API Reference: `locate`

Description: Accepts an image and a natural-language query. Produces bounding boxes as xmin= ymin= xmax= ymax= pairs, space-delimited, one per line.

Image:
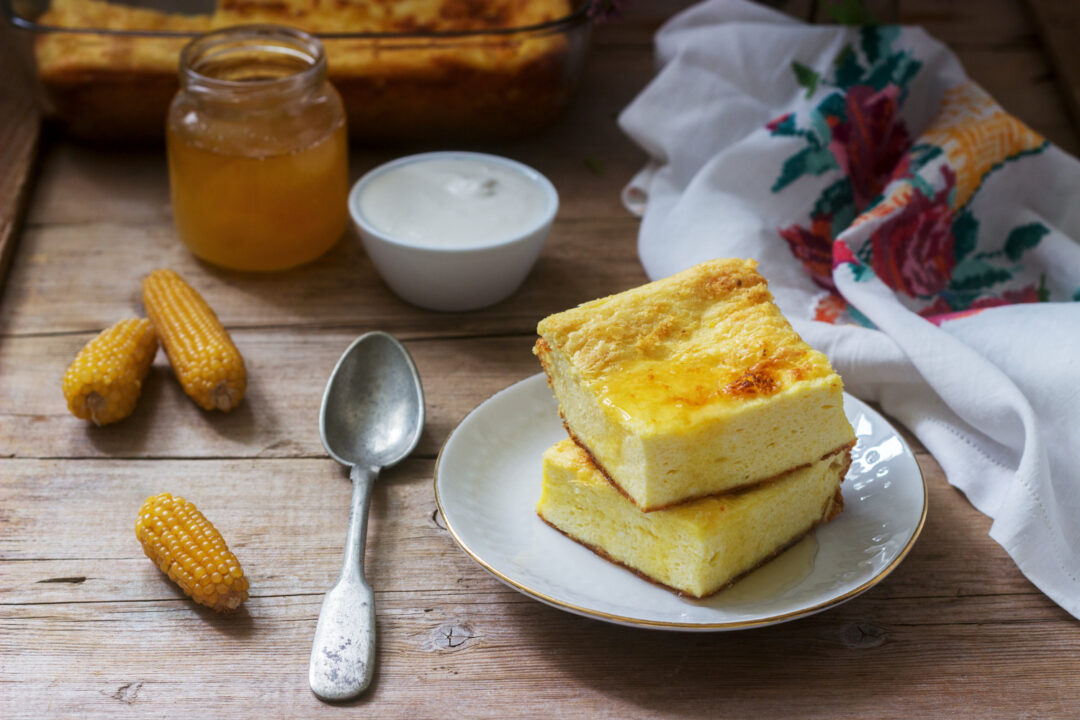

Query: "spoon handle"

xmin=309 ymin=464 xmax=378 ymax=702
xmin=341 ymin=464 xmax=376 ymax=577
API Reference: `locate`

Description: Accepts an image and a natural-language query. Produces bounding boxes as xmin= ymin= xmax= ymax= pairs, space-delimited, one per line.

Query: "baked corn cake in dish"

xmin=537 ymin=439 xmax=849 ymax=599
xmin=32 ymin=0 xmax=580 ymax=140
xmin=535 ymin=258 xmax=856 ymax=511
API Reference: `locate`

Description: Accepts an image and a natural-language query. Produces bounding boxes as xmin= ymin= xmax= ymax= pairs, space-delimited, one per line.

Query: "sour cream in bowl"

xmin=350 ymin=151 xmax=558 ymax=312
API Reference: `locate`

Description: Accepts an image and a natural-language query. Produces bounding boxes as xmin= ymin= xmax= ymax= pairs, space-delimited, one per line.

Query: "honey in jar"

xmin=167 ymin=26 xmax=348 ymax=272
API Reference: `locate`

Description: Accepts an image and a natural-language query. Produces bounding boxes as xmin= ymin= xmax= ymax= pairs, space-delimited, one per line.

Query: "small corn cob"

xmin=136 ymin=492 xmax=249 ymax=612
xmin=142 ymin=269 xmax=246 ymax=411
xmin=61 ymin=318 xmax=159 ymax=426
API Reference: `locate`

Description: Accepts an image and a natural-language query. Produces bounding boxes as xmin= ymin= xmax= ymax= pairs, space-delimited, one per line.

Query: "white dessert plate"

xmin=434 ymin=373 xmax=926 ymax=631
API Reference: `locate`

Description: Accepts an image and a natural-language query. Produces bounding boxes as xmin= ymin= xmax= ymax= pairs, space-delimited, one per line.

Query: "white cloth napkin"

xmin=619 ymin=0 xmax=1080 ymax=617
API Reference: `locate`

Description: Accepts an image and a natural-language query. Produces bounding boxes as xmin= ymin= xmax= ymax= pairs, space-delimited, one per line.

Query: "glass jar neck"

xmin=179 ymin=25 xmax=327 ymax=108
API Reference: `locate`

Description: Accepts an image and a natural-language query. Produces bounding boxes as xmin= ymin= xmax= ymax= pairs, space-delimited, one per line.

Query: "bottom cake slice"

xmin=537 ymin=439 xmax=851 ymax=599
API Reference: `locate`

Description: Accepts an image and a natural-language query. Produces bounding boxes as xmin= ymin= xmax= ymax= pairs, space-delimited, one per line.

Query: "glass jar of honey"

xmin=167 ymin=25 xmax=348 ymax=271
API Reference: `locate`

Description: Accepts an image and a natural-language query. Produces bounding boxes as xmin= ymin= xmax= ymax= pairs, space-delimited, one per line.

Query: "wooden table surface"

xmin=2 ymin=1 xmax=1079 ymax=717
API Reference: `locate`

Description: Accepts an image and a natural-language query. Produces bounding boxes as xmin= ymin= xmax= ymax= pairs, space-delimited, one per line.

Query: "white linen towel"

xmin=619 ymin=0 xmax=1080 ymax=617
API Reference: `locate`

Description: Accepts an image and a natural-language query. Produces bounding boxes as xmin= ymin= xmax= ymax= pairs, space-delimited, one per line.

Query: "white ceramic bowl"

xmin=349 ymin=151 xmax=559 ymax=312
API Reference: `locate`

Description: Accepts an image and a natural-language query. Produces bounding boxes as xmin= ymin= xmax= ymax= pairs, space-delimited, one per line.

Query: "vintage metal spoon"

xmin=309 ymin=332 xmax=424 ymax=702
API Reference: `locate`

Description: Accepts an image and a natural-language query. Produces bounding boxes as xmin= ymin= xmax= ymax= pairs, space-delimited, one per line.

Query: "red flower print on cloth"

xmin=829 ymin=84 xmax=911 ymax=210
xmin=916 ymin=296 xmax=954 ymax=318
xmin=832 ymin=238 xmax=857 ymax=268
xmin=779 ymin=214 xmax=836 ymax=290
xmin=770 ymin=82 xmax=913 ymax=301
xmin=870 ymin=166 xmax=957 ymax=297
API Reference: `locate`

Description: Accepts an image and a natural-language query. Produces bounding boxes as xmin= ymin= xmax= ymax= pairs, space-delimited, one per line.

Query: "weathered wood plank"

xmin=1025 ymin=0 xmax=1080 ymax=141
xmin=1 ymin=333 xmax=562 ymax=460
xmin=899 ymin=0 xmax=1028 ymax=45
xmin=1 ymin=595 xmax=1076 ymax=720
xmin=0 ymin=25 xmax=41 ymax=298
xmin=0 ymin=219 xmax=645 ymax=338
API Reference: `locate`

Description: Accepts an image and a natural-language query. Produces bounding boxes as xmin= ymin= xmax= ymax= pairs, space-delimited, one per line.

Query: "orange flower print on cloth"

xmin=812 ymin=292 xmax=848 ymax=324
xmin=920 ymin=81 xmax=1045 ymax=208
xmin=767 ymin=26 xmax=1064 ymax=324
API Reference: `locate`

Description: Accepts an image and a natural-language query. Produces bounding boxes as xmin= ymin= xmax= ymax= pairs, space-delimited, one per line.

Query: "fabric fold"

xmin=619 ymin=0 xmax=1080 ymax=617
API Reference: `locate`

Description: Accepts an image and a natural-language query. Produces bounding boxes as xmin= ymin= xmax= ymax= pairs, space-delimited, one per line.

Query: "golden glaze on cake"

xmin=33 ymin=0 xmax=577 ymax=140
xmin=535 ymin=258 xmax=856 ymax=511
xmin=537 ymin=438 xmax=849 ymax=599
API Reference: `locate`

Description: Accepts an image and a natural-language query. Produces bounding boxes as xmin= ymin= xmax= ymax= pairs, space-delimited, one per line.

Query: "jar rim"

xmin=179 ymin=24 xmax=327 ymax=99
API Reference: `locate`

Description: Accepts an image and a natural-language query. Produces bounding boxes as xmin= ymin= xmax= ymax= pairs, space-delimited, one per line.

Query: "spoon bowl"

xmin=320 ymin=332 xmax=425 ymax=468
xmin=309 ymin=331 xmax=424 ymax=702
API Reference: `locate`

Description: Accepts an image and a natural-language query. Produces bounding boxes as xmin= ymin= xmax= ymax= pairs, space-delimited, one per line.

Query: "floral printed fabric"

xmin=620 ymin=0 xmax=1080 ymax=618
xmin=769 ymin=34 xmax=1058 ymax=324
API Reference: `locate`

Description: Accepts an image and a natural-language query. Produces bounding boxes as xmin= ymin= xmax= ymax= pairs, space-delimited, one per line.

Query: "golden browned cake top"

xmin=36 ymin=0 xmax=572 ymax=77
xmin=35 ymin=0 xmax=208 ymax=75
xmin=37 ymin=0 xmax=211 ymax=31
xmin=536 ymin=258 xmax=842 ymax=422
xmin=214 ymin=0 xmax=570 ymax=33
xmin=38 ymin=0 xmax=570 ymax=32
xmin=35 ymin=0 xmax=202 ymax=75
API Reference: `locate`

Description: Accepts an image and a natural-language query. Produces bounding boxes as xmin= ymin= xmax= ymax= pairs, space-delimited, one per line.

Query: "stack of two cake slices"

xmin=532 ymin=259 xmax=857 ymax=599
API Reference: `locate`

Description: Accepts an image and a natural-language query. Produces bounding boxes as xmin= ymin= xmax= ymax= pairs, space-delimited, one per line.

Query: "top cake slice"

xmin=534 ymin=258 xmax=855 ymax=511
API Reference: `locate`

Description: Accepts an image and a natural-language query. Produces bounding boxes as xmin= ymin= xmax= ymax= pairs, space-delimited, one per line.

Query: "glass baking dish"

xmin=3 ymin=0 xmax=593 ymax=141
